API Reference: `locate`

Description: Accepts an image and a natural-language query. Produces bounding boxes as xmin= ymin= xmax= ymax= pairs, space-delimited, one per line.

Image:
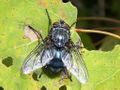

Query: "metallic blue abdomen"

xmin=46 ymin=49 xmax=64 ymax=73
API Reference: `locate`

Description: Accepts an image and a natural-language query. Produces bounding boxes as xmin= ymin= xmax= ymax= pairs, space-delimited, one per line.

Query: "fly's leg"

xmin=72 ymin=39 xmax=84 ymax=54
xmin=45 ymin=9 xmax=52 ymax=33
xmin=59 ymin=68 xmax=72 ymax=83
xmin=24 ymin=25 xmax=44 ymax=44
xmin=74 ymin=39 xmax=84 ymax=49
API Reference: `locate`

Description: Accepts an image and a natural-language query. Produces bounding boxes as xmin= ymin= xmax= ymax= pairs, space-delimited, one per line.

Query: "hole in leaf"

xmin=32 ymin=72 xmax=39 ymax=81
xmin=0 ymin=86 xmax=4 ymax=90
xmin=62 ymin=0 xmax=69 ymax=3
xmin=41 ymin=86 xmax=47 ymax=90
xmin=59 ymin=85 xmax=67 ymax=90
xmin=2 ymin=57 xmax=13 ymax=67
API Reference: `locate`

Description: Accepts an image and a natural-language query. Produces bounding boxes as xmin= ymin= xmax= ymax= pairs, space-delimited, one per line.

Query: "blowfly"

xmin=22 ymin=20 xmax=88 ymax=84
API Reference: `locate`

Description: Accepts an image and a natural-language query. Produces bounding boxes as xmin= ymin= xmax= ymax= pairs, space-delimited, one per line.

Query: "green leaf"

xmin=100 ymin=31 xmax=120 ymax=51
xmin=82 ymin=45 xmax=120 ymax=90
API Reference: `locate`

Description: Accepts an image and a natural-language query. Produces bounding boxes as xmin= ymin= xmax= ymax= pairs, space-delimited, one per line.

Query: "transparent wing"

xmin=22 ymin=43 xmax=53 ymax=74
xmin=62 ymin=48 xmax=88 ymax=84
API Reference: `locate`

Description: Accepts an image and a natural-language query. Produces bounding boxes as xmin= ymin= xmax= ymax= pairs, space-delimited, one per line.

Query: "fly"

xmin=22 ymin=14 xmax=88 ymax=84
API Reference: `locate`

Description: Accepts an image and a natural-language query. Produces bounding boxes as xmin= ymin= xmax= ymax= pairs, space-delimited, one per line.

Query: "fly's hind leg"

xmin=59 ymin=68 xmax=72 ymax=84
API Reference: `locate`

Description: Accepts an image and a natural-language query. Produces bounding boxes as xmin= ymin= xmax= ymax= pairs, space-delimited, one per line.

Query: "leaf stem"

xmin=75 ymin=29 xmax=120 ymax=40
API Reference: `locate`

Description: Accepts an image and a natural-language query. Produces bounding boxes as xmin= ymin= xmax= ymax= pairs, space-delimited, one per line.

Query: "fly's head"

xmin=50 ymin=20 xmax=70 ymax=48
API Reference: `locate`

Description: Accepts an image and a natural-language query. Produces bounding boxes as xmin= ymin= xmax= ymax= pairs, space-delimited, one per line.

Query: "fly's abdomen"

xmin=46 ymin=58 xmax=64 ymax=73
xmin=45 ymin=48 xmax=65 ymax=73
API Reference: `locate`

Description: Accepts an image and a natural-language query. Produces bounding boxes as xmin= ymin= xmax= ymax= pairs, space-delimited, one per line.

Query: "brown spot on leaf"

xmin=37 ymin=0 xmax=48 ymax=8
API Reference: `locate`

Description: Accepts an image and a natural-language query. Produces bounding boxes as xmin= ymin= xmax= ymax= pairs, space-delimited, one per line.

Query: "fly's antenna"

xmin=45 ymin=9 xmax=52 ymax=33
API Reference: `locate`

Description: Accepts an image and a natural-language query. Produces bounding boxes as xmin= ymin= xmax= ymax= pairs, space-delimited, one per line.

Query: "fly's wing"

xmin=22 ymin=43 xmax=53 ymax=74
xmin=62 ymin=48 xmax=88 ymax=84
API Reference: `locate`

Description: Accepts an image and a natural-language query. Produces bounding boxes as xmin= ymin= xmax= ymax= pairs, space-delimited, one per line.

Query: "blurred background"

xmin=62 ymin=0 xmax=120 ymax=51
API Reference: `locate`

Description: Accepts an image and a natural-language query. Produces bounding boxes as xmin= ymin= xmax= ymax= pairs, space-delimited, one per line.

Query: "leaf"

xmin=81 ymin=45 xmax=120 ymax=90
xmin=100 ymin=31 xmax=120 ymax=51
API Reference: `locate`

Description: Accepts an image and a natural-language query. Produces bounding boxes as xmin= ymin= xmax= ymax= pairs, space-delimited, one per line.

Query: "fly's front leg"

xmin=24 ymin=25 xmax=44 ymax=44
xmin=45 ymin=9 xmax=52 ymax=33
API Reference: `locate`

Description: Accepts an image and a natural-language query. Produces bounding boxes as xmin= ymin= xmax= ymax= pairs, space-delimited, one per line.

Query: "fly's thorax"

xmin=50 ymin=20 xmax=70 ymax=48
xmin=50 ymin=47 xmax=67 ymax=60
